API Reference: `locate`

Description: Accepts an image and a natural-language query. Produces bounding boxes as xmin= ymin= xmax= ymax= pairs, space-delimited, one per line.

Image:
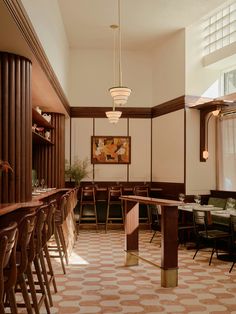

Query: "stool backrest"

xmin=0 ymin=222 xmax=18 ymax=300
xmin=17 ymin=212 xmax=37 ymax=273
xmin=81 ymin=186 xmax=96 ymax=202
xmin=134 ymin=186 xmax=149 ymax=197
xmin=108 ymin=186 xmax=122 ymax=201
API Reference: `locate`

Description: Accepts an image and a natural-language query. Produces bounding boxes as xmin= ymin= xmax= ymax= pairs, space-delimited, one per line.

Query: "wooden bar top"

xmin=120 ymin=195 xmax=182 ymax=206
xmin=0 ymin=188 xmax=70 ymax=217
xmin=0 ymin=201 xmax=43 ymax=216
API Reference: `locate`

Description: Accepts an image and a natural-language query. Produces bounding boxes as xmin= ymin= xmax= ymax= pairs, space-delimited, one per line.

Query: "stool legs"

xmin=33 ymin=258 xmax=51 ymax=314
xmin=17 ymin=273 xmax=33 ymax=314
xmin=44 ymin=245 xmax=57 ymax=293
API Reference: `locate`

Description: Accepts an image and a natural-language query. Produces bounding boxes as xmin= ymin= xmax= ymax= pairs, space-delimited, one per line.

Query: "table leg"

xmin=161 ymin=205 xmax=178 ymax=287
xmin=124 ymin=200 xmax=139 ymax=266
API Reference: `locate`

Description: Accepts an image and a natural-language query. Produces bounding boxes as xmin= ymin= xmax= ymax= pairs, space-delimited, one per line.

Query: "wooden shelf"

xmin=32 ymin=131 xmax=53 ymax=145
xmin=32 ymin=108 xmax=54 ymax=129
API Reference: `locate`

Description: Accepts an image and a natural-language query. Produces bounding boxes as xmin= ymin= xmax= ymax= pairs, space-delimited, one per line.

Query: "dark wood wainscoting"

xmin=151 ymin=182 xmax=185 ymax=200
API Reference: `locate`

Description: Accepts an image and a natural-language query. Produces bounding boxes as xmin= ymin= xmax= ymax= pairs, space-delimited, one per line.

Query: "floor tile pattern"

xmin=16 ymin=230 xmax=236 ymax=313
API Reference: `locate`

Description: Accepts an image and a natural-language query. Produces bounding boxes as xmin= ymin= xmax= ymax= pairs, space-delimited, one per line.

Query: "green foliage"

xmin=65 ymin=157 xmax=90 ymax=186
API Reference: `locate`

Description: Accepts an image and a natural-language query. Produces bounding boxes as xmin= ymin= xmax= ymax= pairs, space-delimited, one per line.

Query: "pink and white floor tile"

xmin=16 ymin=230 xmax=236 ymax=314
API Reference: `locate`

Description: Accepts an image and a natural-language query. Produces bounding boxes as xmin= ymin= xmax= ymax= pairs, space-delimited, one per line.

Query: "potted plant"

xmin=65 ymin=157 xmax=90 ymax=187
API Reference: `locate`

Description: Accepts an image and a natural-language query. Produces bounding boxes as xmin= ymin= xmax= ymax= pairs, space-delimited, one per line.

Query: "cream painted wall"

xmin=129 ymin=119 xmax=151 ymax=182
xmin=71 ymin=118 xmax=94 ymax=182
xmin=69 ymin=49 xmax=153 ymax=107
xmin=185 ymin=108 xmax=216 ymax=195
xmin=67 ymin=117 xmax=152 ymax=183
xmin=21 ymin=0 xmax=70 ymax=97
xmin=152 ymin=109 xmax=185 ymax=183
xmin=152 ymin=30 xmax=186 ymax=105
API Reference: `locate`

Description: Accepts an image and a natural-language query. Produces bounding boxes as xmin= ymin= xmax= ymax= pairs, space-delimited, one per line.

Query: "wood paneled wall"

xmin=33 ymin=113 xmax=65 ymax=188
xmin=0 ymin=52 xmax=32 ymax=203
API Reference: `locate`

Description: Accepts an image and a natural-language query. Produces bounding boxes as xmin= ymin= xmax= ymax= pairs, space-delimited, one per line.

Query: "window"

xmin=204 ymin=2 xmax=236 ymax=56
xmin=224 ymin=68 xmax=236 ymax=94
xmin=218 ymin=115 xmax=236 ymax=190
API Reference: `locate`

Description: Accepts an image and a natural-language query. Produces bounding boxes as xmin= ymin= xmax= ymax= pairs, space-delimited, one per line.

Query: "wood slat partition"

xmin=33 ymin=113 xmax=65 ymax=189
xmin=0 ymin=52 xmax=32 ymax=203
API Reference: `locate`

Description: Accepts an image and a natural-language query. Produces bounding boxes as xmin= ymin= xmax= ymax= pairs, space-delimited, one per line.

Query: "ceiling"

xmin=58 ymin=0 xmax=228 ymax=50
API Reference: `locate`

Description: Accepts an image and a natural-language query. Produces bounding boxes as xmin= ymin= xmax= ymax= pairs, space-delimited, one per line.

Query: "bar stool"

xmin=47 ymin=197 xmax=67 ymax=275
xmin=106 ymin=186 xmax=124 ymax=232
xmin=42 ymin=201 xmax=58 ymax=296
xmin=78 ymin=186 xmax=98 ymax=231
xmin=30 ymin=207 xmax=51 ymax=314
xmin=54 ymin=194 xmax=69 ymax=267
xmin=15 ymin=211 xmax=37 ymax=314
xmin=66 ymin=189 xmax=78 ymax=242
xmin=0 ymin=222 xmax=18 ymax=314
xmin=134 ymin=185 xmax=151 ymax=227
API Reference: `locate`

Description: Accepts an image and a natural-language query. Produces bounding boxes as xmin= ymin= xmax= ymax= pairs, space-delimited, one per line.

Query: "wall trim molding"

xmin=152 ymin=96 xmax=185 ymax=117
xmin=70 ymin=96 xmax=187 ymax=119
xmin=3 ymin=0 xmax=70 ymax=114
xmin=70 ymin=107 xmax=152 ymax=118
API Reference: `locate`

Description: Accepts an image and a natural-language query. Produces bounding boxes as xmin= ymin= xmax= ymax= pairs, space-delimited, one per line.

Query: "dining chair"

xmin=229 ymin=214 xmax=236 ymax=273
xmin=149 ymin=205 xmax=161 ymax=243
xmin=192 ymin=209 xmax=231 ymax=265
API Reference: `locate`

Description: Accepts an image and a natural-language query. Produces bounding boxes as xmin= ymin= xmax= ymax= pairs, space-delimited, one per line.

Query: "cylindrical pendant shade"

xmin=0 ymin=52 xmax=32 ymax=203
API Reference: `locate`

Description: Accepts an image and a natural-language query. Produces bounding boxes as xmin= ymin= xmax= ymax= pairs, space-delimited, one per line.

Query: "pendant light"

xmin=106 ymin=0 xmax=131 ymax=124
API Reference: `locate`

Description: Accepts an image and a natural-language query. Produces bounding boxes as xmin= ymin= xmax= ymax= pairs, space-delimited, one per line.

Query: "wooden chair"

xmin=79 ymin=186 xmax=98 ymax=231
xmin=229 ymin=214 xmax=236 ymax=273
xmin=54 ymin=194 xmax=69 ymax=268
xmin=149 ymin=205 xmax=161 ymax=243
xmin=15 ymin=211 xmax=37 ymax=314
xmin=42 ymin=201 xmax=58 ymax=295
xmin=0 ymin=222 xmax=18 ymax=314
xmin=106 ymin=186 xmax=123 ymax=232
xmin=133 ymin=185 xmax=151 ymax=226
xmin=28 ymin=207 xmax=51 ymax=314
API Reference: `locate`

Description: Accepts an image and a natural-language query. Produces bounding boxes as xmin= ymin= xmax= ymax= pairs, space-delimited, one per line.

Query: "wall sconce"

xmin=191 ymin=100 xmax=229 ymax=162
xmin=202 ymin=109 xmax=220 ymax=160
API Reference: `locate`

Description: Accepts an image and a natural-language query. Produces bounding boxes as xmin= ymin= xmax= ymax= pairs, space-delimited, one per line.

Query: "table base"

xmin=161 ymin=268 xmax=178 ymax=288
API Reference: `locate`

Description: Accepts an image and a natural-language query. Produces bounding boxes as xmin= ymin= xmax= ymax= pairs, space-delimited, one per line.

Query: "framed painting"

xmin=91 ymin=136 xmax=131 ymax=164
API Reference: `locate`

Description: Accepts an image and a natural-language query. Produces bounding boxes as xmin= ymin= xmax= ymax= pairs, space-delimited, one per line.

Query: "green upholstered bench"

xmin=210 ymin=197 xmax=236 ymax=226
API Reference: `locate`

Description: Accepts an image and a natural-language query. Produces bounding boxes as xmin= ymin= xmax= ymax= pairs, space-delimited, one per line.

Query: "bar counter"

xmin=0 ymin=188 xmax=69 ymax=217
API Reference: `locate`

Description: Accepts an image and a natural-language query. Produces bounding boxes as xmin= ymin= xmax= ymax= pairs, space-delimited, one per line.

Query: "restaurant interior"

xmin=1 ymin=0 xmax=236 ymax=313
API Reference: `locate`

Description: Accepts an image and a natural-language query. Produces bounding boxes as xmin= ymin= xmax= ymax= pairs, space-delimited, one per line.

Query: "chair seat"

xmin=199 ymin=230 xmax=231 ymax=239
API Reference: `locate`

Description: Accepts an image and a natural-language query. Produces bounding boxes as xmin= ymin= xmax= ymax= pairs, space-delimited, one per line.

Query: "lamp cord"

xmin=118 ymin=0 xmax=122 ymax=87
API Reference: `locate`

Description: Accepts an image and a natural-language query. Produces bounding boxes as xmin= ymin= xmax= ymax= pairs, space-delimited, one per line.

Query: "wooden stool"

xmin=78 ymin=186 xmax=98 ymax=231
xmin=134 ymin=185 xmax=151 ymax=226
xmin=106 ymin=186 xmax=124 ymax=232
xmin=54 ymin=194 xmax=69 ymax=268
xmin=0 ymin=222 xmax=18 ymax=314
xmin=15 ymin=211 xmax=37 ymax=314
xmin=29 ymin=207 xmax=51 ymax=314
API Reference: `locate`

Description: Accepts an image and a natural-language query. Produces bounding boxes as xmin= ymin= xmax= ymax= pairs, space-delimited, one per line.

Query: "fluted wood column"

xmin=33 ymin=113 xmax=65 ymax=188
xmin=0 ymin=52 xmax=32 ymax=203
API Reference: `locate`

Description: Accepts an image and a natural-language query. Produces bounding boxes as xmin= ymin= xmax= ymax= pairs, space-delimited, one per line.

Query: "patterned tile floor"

xmin=17 ymin=230 xmax=236 ymax=313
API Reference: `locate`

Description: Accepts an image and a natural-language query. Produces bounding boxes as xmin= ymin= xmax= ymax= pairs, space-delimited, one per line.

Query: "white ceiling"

xmin=58 ymin=0 xmax=228 ymax=50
